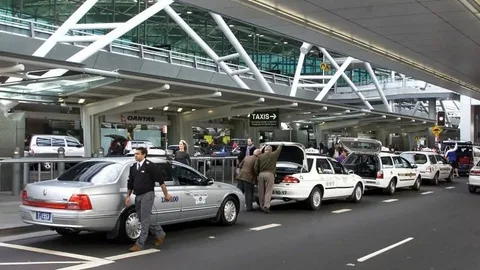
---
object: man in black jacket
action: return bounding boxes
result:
[125,147,172,252]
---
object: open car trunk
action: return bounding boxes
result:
[343,153,381,179]
[262,143,307,184]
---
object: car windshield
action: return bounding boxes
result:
[402,153,428,165]
[57,161,123,184]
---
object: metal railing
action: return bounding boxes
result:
[0,148,239,196]
[0,13,322,91]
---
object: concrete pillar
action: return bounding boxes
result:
[81,108,93,157]
[169,115,194,155]
[315,125,327,147]
[459,95,473,142]
[376,130,388,146]
[230,119,248,139]
[427,98,437,147]
[0,112,25,191]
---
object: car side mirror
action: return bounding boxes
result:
[205,178,214,185]
[412,164,418,168]
[348,170,354,175]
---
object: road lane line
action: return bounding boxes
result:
[250,223,282,231]
[445,186,455,189]
[0,261,84,266]
[382,199,398,203]
[0,242,107,263]
[56,261,114,270]
[357,237,414,262]
[331,209,352,214]
[421,191,434,195]
[104,249,160,261]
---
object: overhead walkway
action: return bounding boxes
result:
[0,13,455,107]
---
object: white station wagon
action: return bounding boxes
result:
[257,142,365,210]
[20,157,245,242]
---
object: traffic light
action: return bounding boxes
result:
[437,111,446,126]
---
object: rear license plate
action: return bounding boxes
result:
[34,211,52,223]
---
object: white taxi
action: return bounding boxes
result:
[400,151,453,185]
[260,142,365,211]
[340,137,421,195]
[468,161,480,193]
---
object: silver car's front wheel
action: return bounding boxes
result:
[125,212,141,241]
[217,196,238,226]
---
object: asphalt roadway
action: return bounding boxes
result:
[0,177,479,270]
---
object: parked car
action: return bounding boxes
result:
[124,140,166,156]
[340,137,421,195]
[254,142,365,210]
[25,134,84,170]
[468,161,480,193]
[19,157,244,242]
[400,151,453,185]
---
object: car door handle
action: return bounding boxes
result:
[185,192,192,196]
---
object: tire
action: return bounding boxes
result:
[55,228,80,237]
[412,176,421,191]
[432,173,439,185]
[385,179,397,195]
[468,185,477,194]
[348,183,363,203]
[446,171,453,183]
[216,195,239,226]
[118,207,141,243]
[306,187,322,210]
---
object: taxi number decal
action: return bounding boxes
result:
[161,196,179,203]
[273,190,287,195]
[326,181,335,187]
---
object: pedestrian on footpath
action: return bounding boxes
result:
[175,139,191,166]
[254,144,284,213]
[237,149,261,211]
[125,147,173,252]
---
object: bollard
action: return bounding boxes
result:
[97,147,104,157]
[57,147,65,176]
[23,163,29,187]
[12,147,20,196]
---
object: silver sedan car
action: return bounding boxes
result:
[20,157,245,242]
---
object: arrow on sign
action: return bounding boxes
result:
[270,113,277,120]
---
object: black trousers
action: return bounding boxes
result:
[237,180,254,211]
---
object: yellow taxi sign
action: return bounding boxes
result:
[431,125,443,136]
[320,62,330,71]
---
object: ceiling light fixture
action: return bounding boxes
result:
[177,107,183,112]
[78,98,85,104]
[186,11,192,14]
[148,107,153,110]
[163,106,169,111]
[229,24,234,27]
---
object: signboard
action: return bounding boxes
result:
[414,136,420,142]
[320,62,330,71]
[431,125,443,136]
[249,110,279,127]
[104,113,169,125]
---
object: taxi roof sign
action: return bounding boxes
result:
[431,125,443,136]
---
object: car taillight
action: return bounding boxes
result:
[66,194,93,210]
[22,190,28,205]
[283,176,300,183]
[377,171,384,179]
[471,170,480,176]
[426,166,432,173]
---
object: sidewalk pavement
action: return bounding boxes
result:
[0,192,46,236]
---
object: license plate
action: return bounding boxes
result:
[34,211,52,223]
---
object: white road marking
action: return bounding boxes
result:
[0,242,107,263]
[346,263,355,266]
[357,237,414,263]
[209,236,215,239]
[445,186,455,189]
[0,230,56,243]
[382,199,398,203]
[250,223,282,231]
[331,209,352,214]
[103,249,160,261]
[421,191,434,195]
[0,261,84,266]
[57,261,114,270]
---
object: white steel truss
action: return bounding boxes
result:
[290,42,378,111]
[163,6,273,93]
[7,0,173,82]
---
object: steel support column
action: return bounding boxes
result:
[289,42,313,97]
[36,0,174,79]
[365,62,391,112]
[315,57,353,101]
[411,101,421,116]
[210,13,274,93]
[319,48,373,110]
[164,6,251,90]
